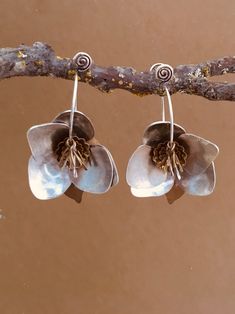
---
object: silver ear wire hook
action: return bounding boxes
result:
[160,97,165,122]
[165,86,174,144]
[150,63,174,143]
[69,52,93,139]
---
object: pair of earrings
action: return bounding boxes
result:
[27,53,219,203]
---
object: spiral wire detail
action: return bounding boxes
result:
[73,52,92,72]
[69,52,92,139]
[150,63,174,142]
[150,63,174,83]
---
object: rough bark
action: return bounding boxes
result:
[0,42,235,101]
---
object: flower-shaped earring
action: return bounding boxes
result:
[27,52,118,201]
[126,64,219,203]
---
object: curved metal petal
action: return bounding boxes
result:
[179,162,216,196]
[64,184,83,203]
[179,133,219,175]
[28,156,71,200]
[165,184,185,204]
[87,137,119,186]
[106,150,119,187]
[143,121,186,146]
[126,145,168,189]
[27,122,69,163]
[71,145,113,194]
[53,110,95,141]
[130,175,174,197]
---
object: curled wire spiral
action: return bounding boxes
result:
[150,63,174,83]
[69,51,93,139]
[73,52,92,72]
[149,62,175,143]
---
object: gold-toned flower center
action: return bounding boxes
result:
[151,141,187,179]
[55,136,91,177]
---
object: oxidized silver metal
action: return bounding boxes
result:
[126,66,219,202]
[150,63,174,83]
[27,51,118,200]
[27,111,118,199]
[126,121,219,200]
[73,52,92,72]
[27,110,118,200]
[143,121,185,146]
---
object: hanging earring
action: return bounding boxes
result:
[27,52,118,201]
[126,63,219,203]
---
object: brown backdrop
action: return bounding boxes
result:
[0,1,235,313]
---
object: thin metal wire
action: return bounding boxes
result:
[165,87,174,143]
[161,97,165,121]
[69,73,78,139]
[68,52,92,139]
[150,62,174,131]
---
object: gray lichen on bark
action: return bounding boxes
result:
[0,42,235,101]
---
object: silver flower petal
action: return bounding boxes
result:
[53,110,95,141]
[71,145,113,194]
[27,122,69,163]
[126,145,168,189]
[131,175,174,197]
[180,162,216,196]
[179,133,219,176]
[143,121,186,146]
[28,156,71,200]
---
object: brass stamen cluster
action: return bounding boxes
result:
[55,136,91,177]
[151,141,187,178]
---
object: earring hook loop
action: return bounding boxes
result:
[69,52,92,139]
[150,63,174,143]
[165,86,174,143]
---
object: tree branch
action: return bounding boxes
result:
[0,42,235,101]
